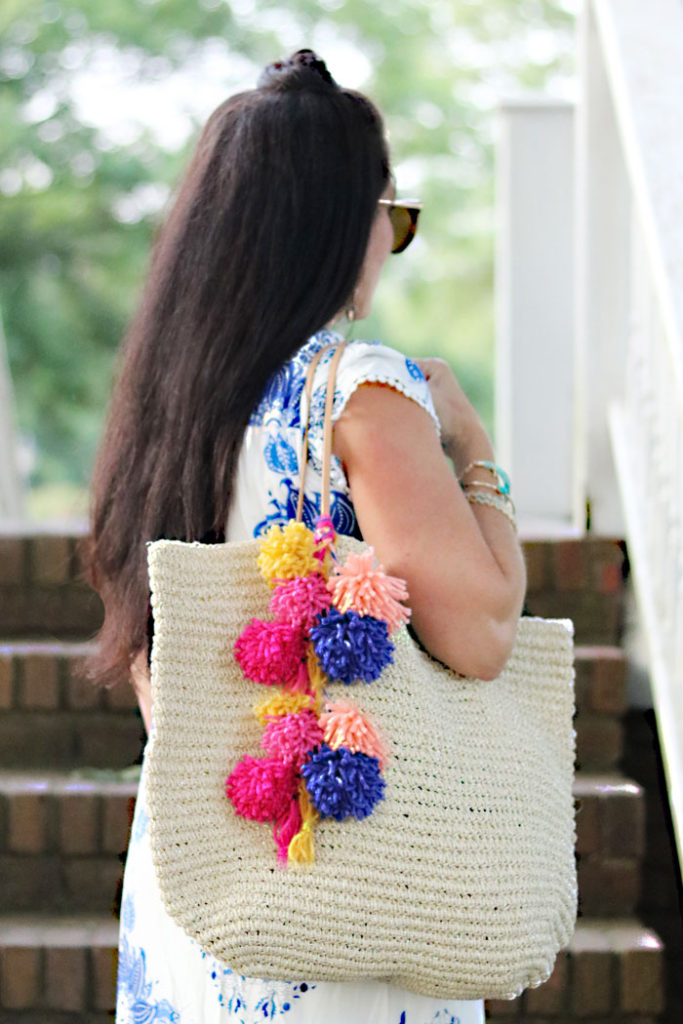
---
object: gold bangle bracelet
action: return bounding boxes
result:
[465,490,517,529]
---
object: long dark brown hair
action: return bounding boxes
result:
[85,50,390,686]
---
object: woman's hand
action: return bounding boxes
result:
[130,649,152,735]
[414,358,493,475]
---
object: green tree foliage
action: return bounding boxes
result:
[0,0,575,500]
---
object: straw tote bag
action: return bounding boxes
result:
[146,341,577,1001]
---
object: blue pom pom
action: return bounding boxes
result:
[310,608,393,684]
[301,745,385,821]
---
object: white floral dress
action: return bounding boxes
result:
[116,330,486,1024]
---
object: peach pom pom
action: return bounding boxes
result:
[270,573,332,630]
[328,547,411,634]
[321,699,390,771]
[253,691,313,727]
[257,521,319,587]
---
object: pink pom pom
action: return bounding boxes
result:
[270,573,332,631]
[262,710,324,765]
[226,756,298,821]
[234,619,308,688]
[328,547,411,634]
[321,699,391,771]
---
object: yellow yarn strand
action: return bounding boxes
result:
[253,691,312,726]
[306,644,327,715]
[288,782,320,865]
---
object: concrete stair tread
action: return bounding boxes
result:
[0,767,140,796]
[0,639,97,655]
[574,643,624,658]
[0,766,640,800]
[0,910,661,946]
[568,916,663,953]
[486,918,665,1019]
[573,771,642,797]
[0,913,119,947]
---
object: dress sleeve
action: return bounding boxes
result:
[305,339,441,492]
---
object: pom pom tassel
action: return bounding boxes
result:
[310,608,394,684]
[322,699,390,771]
[257,521,319,586]
[226,756,298,822]
[270,573,331,630]
[261,710,324,765]
[301,745,385,821]
[234,619,308,689]
[328,548,411,634]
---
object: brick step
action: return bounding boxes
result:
[0,768,644,919]
[0,914,663,1022]
[1,531,626,644]
[487,917,665,1020]
[0,638,623,774]
[574,773,644,917]
[0,642,144,769]
[0,529,102,640]
[574,645,627,771]
[524,537,626,646]
[0,913,118,1019]
[0,771,137,914]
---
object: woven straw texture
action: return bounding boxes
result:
[147,534,577,1000]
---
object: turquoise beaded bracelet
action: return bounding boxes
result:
[460,461,511,497]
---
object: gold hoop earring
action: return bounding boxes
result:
[342,303,357,339]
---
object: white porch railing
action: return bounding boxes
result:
[497,0,683,869]
[0,309,25,519]
[580,0,683,863]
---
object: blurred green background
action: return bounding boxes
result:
[0,0,576,519]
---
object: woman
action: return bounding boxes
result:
[87,49,526,1024]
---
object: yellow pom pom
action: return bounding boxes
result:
[253,691,313,726]
[288,782,319,865]
[257,521,319,587]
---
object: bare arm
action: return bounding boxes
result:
[333,365,526,680]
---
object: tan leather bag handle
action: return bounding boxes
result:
[295,340,347,523]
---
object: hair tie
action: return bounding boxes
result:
[258,49,336,91]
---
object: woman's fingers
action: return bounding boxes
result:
[414,357,490,467]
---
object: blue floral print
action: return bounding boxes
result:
[200,953,317,1021]
[404,357,424,382]
[253,478,357,538]
[248,331,439,544]
[117,937,180,1023]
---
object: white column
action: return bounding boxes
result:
[495,99,578,535]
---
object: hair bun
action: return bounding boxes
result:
[258,49,337,91]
